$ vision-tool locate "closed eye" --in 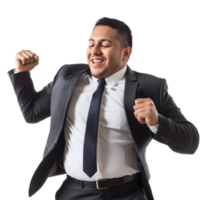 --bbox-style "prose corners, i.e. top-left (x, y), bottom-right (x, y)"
top-left (89, 45), bottom-right (109, 47)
